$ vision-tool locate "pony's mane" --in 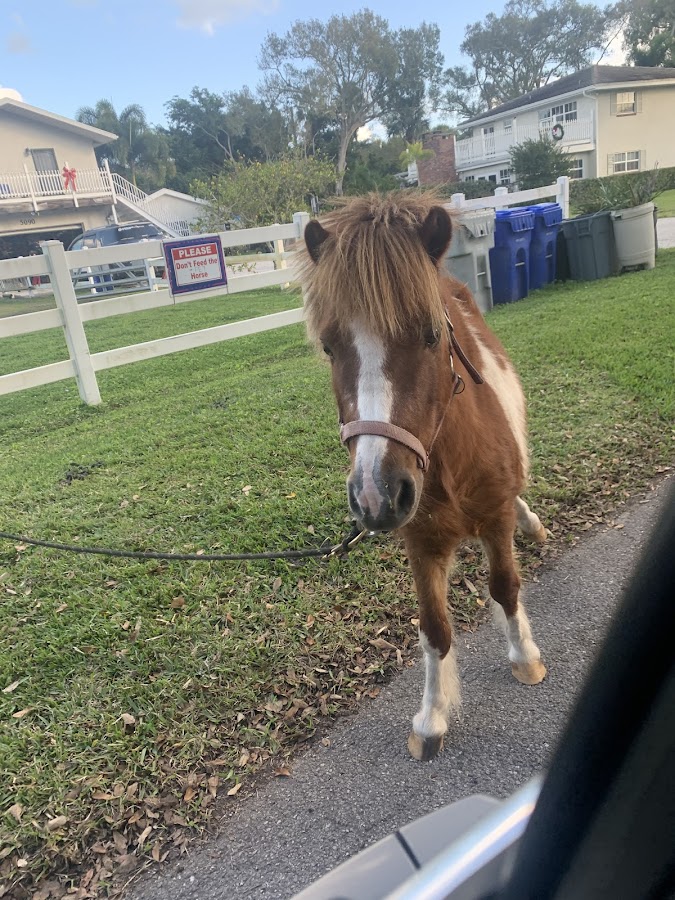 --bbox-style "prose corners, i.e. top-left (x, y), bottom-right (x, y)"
top-left (300, 192), bottom-right (451, 341)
